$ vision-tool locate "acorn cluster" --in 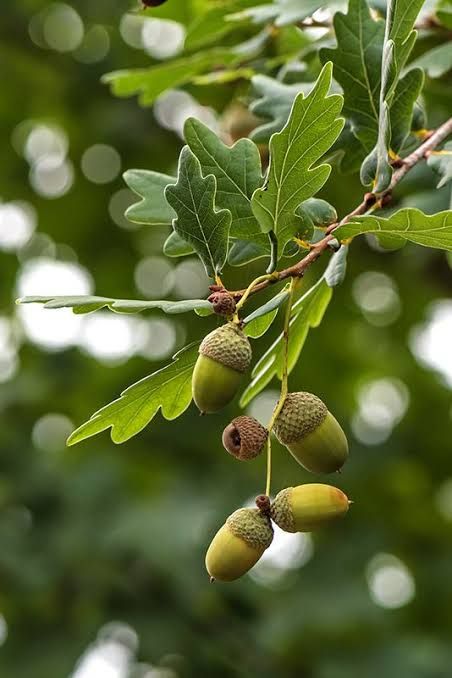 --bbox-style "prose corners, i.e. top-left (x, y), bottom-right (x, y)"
top-left (192, 322), bottom-right (351, 582)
